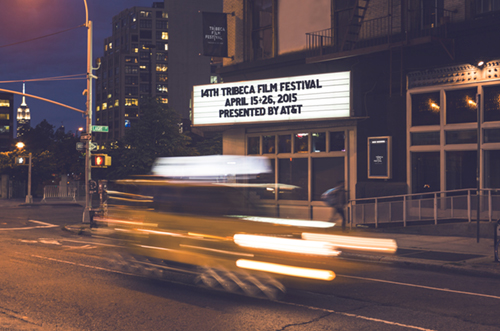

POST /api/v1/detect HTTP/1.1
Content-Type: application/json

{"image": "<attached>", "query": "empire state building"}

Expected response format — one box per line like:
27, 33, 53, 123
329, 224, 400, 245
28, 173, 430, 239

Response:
17, 82, 30, 137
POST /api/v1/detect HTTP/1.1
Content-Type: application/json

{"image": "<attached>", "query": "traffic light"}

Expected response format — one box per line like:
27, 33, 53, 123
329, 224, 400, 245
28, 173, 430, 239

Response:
15, 156, 27, 165
91, 154, 112, 168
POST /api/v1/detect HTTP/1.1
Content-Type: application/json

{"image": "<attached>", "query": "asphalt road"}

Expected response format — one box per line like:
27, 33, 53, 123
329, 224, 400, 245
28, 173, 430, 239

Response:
1, 203, 500, 331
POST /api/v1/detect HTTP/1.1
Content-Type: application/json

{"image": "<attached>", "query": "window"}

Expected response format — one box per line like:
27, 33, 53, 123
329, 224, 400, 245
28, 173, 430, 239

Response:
484, 128, 500, 143
125, 86, 137, 96
157, 74, 168, 82
125, 98, 138, 106
312, 157, 344, 200
140, 73, 150, 82
248, 136, 260, 154
159, 97, 168, 104
161, 32, 168, 40
0, 100, 10, 107
156, 20, 168, 29
156, 64, 168, 72
262, 135, 275, 154
294, 133, 308, 153
140, 11, 151, 18
114, 100, 119, 107
446, 88, 477, 124
445, 130, 476, 144
411, 152, 440, 193
411, 92, 440, 126
140, 20, 152, 28
140, 30, 152, 39
278, 134, 291, 153
0, 125, 10, 133
446, 151, 477, 190
140, 84, 151, 93
156, 52, 167, 62
102, 102, 108, 110
250, 0, 274, 60
329, 131, 345, 151
411, 132, 440, 145
0, 114, 9, 120
483, 85, 500, 122
476, 0, 500, 14
125, 76, 138, 85
157, 85, 168, 93
311, 132, 326, 152
278, 158, 308, 200
125, 65, 138, 74
421, 0, 444, 29
484, 150, 500, 188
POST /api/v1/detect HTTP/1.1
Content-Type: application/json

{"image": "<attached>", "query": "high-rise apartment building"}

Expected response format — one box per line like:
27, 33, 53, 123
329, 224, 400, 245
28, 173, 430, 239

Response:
0, 92, 14, 152
95, 0, 222, 147
95, 2, 169, 146
17, 83, 31, 137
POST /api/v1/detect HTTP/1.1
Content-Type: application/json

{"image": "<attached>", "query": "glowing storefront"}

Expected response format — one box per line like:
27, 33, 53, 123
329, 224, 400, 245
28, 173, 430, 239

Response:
407, 60, 500, 194
192, 71, 358, 221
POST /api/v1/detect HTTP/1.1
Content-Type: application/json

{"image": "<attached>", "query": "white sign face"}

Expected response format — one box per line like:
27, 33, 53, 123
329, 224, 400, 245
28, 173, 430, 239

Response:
192, 72, 350, 126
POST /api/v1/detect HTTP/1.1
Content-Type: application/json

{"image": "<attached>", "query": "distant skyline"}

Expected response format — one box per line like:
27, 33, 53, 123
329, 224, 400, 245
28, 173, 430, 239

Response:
0, 0, 160, 135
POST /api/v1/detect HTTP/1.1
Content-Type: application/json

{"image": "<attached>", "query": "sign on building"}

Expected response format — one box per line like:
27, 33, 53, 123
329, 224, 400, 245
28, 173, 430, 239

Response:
202, 12, 228, 58
368, 136, 392, 179
192, 72, 350, 126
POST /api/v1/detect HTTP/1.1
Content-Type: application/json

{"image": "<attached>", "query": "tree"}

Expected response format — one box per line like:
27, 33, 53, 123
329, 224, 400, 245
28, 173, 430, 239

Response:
0, 120, 83, 197
104, 99, 196, 179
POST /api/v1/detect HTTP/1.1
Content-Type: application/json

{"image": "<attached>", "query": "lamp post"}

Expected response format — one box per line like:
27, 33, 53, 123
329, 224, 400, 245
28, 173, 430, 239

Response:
470, 94, 482, 243
476, 93, 481, 243
82, 0, 95, 223
16, 142, 32, 204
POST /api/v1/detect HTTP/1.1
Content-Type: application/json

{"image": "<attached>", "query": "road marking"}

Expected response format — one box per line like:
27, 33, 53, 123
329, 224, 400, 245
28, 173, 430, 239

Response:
279, 302, 436, 331
0, 220, 58, 231
30, 254, 435, 330
338, 274, 500, 300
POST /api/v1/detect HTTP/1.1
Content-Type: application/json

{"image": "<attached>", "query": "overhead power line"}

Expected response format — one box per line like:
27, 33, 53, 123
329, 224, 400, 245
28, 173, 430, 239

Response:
0, 24, 85, 49
0, 74, 87, 84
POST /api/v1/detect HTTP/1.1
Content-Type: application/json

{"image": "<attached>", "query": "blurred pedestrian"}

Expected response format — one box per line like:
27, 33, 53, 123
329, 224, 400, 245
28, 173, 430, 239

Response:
321, 181, 347, 231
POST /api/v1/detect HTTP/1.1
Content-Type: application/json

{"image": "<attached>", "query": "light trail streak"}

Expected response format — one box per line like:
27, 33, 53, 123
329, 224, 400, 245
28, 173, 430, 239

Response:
0, 220, 58, 231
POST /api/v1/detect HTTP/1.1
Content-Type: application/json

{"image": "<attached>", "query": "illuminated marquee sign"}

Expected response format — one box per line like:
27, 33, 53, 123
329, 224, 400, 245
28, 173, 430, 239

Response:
192, 72, 350, 126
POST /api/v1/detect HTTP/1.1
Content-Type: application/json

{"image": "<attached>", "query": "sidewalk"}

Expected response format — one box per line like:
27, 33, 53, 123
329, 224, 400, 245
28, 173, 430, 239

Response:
63, 218, 500, 279
340, 228, 500, 278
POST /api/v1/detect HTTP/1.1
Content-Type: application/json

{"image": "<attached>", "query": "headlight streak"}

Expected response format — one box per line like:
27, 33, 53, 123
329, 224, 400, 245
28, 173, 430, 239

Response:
236, 259, 336, 281
134, 244, 177, 252
231, 216, 335, 229
179, 244, 255, 257
233, 234, 340, 256
301, 233, 398, 253
188, 232, 233, 241
103, 218, 158, 227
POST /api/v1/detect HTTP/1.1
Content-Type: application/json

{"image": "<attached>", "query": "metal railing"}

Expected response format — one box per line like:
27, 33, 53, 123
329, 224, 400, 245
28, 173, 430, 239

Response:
307, 8, 456, 57
349, 189, 500, 228
42, 185, 77, 203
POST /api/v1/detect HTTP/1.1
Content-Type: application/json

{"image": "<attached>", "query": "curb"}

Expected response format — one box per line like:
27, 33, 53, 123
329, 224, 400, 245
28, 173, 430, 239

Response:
341, 251, 500, 279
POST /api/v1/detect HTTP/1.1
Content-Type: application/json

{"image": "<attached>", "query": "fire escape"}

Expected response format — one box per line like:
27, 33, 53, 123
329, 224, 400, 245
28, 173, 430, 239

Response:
306, 0, 456, 97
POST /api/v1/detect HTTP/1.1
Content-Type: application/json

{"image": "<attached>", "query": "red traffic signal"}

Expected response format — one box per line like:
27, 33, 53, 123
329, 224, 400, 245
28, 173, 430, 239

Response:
91, 154, 111, 168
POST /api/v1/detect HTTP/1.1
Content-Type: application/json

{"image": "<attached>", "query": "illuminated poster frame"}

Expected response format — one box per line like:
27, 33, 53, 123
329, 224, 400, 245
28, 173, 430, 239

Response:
192, 72, 350, 126
368, 136, 392, 179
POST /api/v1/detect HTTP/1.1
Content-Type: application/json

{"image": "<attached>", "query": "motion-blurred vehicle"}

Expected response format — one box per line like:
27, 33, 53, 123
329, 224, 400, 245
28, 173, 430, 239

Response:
95, 156, 396, 300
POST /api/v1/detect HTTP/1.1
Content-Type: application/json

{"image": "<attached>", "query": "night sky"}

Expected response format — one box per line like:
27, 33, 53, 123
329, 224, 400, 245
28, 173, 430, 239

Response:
0, 0, 158, 135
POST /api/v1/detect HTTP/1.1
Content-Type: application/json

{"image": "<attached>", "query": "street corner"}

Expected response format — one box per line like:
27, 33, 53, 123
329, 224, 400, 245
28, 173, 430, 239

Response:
62, 223, 93, 236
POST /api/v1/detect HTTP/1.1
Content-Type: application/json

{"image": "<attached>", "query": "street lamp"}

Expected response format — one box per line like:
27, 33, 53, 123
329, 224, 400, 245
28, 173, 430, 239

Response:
82, 0, 96, 224
16, 142, 32, 204
469, 95, 482, 243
